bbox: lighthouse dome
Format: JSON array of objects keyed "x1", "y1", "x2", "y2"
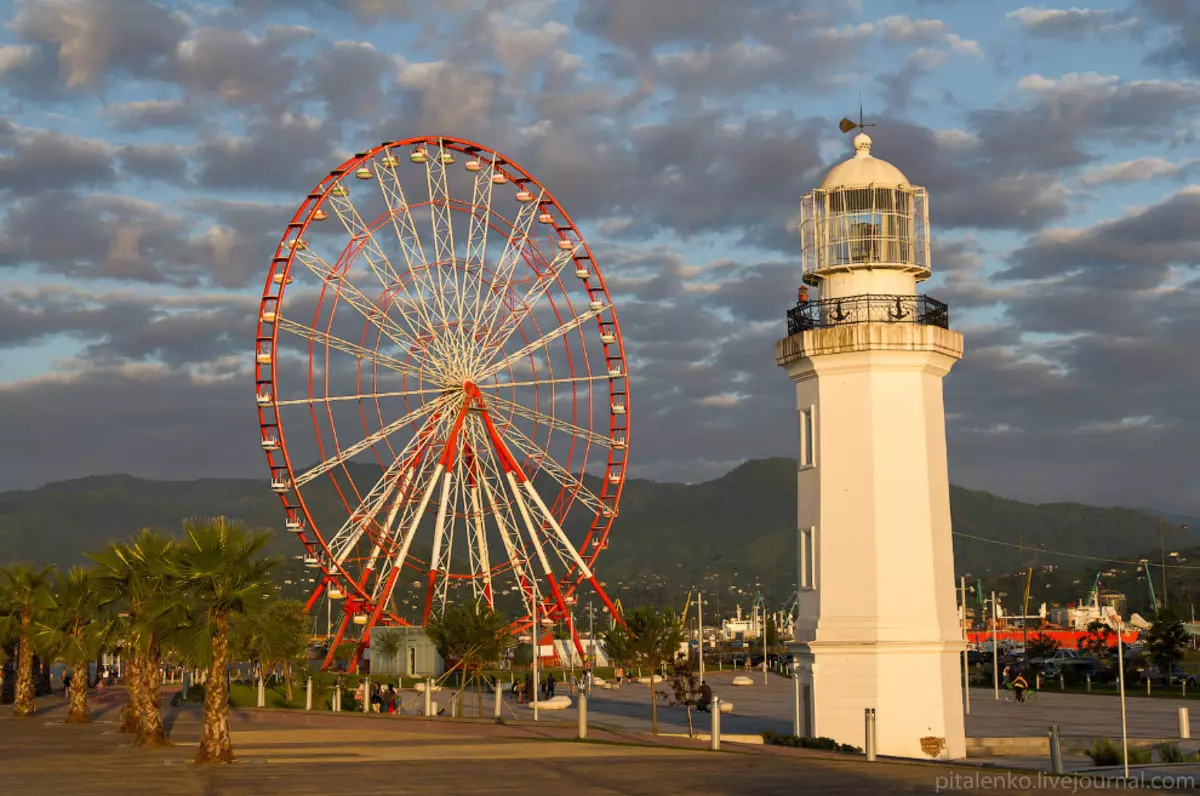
[{"x1": 818, "y1": 133, "x2": 910, "y2": 190}]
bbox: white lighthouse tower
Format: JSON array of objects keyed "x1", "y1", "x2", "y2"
[{"x1": 775, "y1": 127, "x2": 965, "y2": 759}]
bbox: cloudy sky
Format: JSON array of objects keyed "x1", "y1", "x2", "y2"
[{"x1": 0, "y1": 0, "x2": 1197, "y2": 516}]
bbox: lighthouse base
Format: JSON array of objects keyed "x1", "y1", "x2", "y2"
[{"x1": 795, "y1": 638, "x2": 966, "y2": 760}]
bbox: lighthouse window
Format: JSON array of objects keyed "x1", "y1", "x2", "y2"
[
  {"x1": 799, "y1": 406, "x2": 815, "y2": 468},
  {"x1": 800, "y1": 526, "x2": 816, "y2": 590}
]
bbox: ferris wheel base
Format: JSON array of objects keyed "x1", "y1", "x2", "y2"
[{"x1": 313, "y1": 577, "x2": 624, "y2": 674}]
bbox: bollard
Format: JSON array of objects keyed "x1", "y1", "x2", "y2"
[
  {"x1": 1060, "y1": 674, "x2": 1065, "y2": 691},
  {"x1": 1049, "y1": 725, "x2": 1064, "y2": 774},
  {"x1": 1180, "y1": 707, "x2": 1191, "y2": 740},
  {"x1": 578, "y1": 692, "x2": 588, "y2": 740},
  {"x1": 362, "y1": 677, "x2": 371, "y2": 713},
  {"x1": 424, "y1": 678, "x2": 433, "y2": 718},
  {"x1": 1147, "y1": 678, "x2": 1152, "y2": 696},
  {"x1": 257, "y1": 676, "x2": 265, "y2": 708},
  {"x1": 865, "y1": 708, "x2": 877, "y2": 762},
  {"x1": 1086, "y1": 673, "x2": 1091, "y2": 692},
  {"x1": 494, "y1": 679, "x2": 503, "y2": 719},
  {"x1": 334, "y1": 685, "x2": 341, "y2": 712},
  {"x1": 1036, "y1": 673, "x2": 1043, "y2": 691},
  {"x1": 182, "y1": 670, "x2": 190, "y2": 701},
  {"x1": 710, "y1": 697, "x2": 721, "y2": 751},
  {"x1": 1184, "y1": 680, "x2": 1188, "y2": 699},
  {"x1": 305, "y1": 677, "x2": 313, "y2": 711}
]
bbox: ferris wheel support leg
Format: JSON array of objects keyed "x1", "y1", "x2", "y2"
[
  {"x1": 505, "y1": 471, "x2": 574, "y2": 639},
  {"x1": 520, "y1": 480, "x2": 626, "y2": 628},
  {"x1": 305, "y1": 575, "x2": 329, "y2": 614},
  {"x1": 421, "y1": 468, "x2": 455, "y2": 626},
  {"x1": 322, "y1": 609, "x2": 354, "y2": 672}
]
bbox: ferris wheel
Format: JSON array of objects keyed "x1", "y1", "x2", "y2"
[{"x1": 253, "y1": 136, "x2": 628, "y2": 669}]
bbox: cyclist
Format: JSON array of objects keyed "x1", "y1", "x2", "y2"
[{"x1": 1011, "y1": 672, "x2": 1030, "y2": 703}]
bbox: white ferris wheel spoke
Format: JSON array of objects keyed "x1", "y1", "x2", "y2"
[
  {"x1": 327, "y1": 408, "x2": 455, "y2": 569},
  {"x1": 274, "y1": 386, "x2": 447, "y2": 407},
  {"x1": 470, "y1": 243, "x2": 582, "y2": 371},
  {"x1": 424, "y1": 141, "x2": 462, "y2": 362},
  {"x1": 467, "y1": 467, "x2": 493, "y2": 607},
  {"x1": 472, "y1": 424, "x2": 538, "y2": 605},
  {"x1": 478, "y1": 373, "x2": 619, "y2": 391},
  {"x1": 484, "y1": 392, "x2": 614, "y2": 450},
  {"x1": 474, "y1": 304, "x2": 609, "y2": 385},
  {"x1": 372, "y1": 147, "x2": 459, "y2": 361},
  {"x1": 495, "y1": 418, "x2": 607, "y2": 516},
  {"x1": 473, "y1": 189, "x2": 543, "y2": 350},
  {"x1": 291, "y1": 248, "x2": 423, "y2": 356},
  {"x1": 293, "y1": 393, "x2": 453, "y2": 488},
  {"x1": 277, "y1": 317, "x2": 440, "y2": 386},
  {"x1": 521, "y1": 479, "x2": 595, "y2": 579},
  {"x1": 320, "y1": 182, "x2": 436, "y2": 348},
  {"x1": 463, "y1": 155, "x2": 499, "y2": 340}
]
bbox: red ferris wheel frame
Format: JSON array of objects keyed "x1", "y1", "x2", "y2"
[{"x1": 253, "y1": 136, "x2": 629, "y2": 670}]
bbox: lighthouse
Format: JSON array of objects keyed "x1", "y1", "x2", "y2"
[{"x1": 775, "y1": 127, "x2": 965, "y2": 759}]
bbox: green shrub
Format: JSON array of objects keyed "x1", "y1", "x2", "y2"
[
  {"x1": 1127, "y1": 746, "x2": 1152, "y2": 764},
  {"x1": 1086, "y1": 739, "x2": 1120, "y2": 765},
  {"x1": 761, "y1": 731, "x2": 862, "y2": 754},
  {"x1": 1157, "y1": 742, "x2": 1186, "y2": 764}
]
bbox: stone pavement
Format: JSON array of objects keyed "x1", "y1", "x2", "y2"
[{"x1": 0, "y1": 692, "x2": 1166, "y2": 795}]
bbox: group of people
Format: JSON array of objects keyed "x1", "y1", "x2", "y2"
[{"x1": 354, "y1": 679, "x2": 403, "y2": 713}]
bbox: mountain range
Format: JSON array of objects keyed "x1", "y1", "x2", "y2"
[{"x1": 0, "y1": 458, "x2": 1193, "y2": 608}]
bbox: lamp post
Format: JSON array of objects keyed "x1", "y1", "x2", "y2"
[{"x1": 1160, "y1": 520, "x2": 1189, "y2": 610}]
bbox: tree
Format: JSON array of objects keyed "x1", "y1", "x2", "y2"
[
  {"x1": 1026, "y1": 632, "x2": 1060, "y2": 660},
  {"x1": 1077, "y1": 620, "x2": 1113, "y2": 658},
  {"x1": 766, "y1": 615, "x2": 778, "y2": 647},
  {"x1": 0, "y1": 563, "x2": 57, "y2": 717},
  {"x1": 232, "y1": 599, "x2": 309, "y2": 702},
  {"x1": 609, "y1": 607, "x2": 685, "y2": 735},
  {"x1": 424, "y1": 602, "x2": 509, "y2": 669},
  {"x1": 373, "y1": 629, "x2": 405, "y2": 676},
  {"x1": 38, "y1": 567, "x2": 106, "y2": 724},
  {"x1": 660, "y1": 661, "x2": 703, "y2": 737},
  {"x1": 89, "y1": 529, "x2": 180, "y2": 745},
  {"x1": 1145, "y1": 607, "x2": 1189, "y2": 673},
  {"x1": 176, "y1": 517, "x2": 276, "y2": 763}
]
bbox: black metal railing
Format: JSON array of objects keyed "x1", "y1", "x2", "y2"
[{"x1": 786, "y1": 293, "x2": 949, "y2": 336}]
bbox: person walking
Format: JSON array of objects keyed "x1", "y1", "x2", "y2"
[{"x1": 546, "y1": 672, "x2": 557, "y2": 699}]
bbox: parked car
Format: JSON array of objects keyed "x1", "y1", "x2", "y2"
[{"x1": 1140, "y1": 665, "x2": 1198, "y2": 686}]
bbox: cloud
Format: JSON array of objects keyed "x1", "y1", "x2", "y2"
[
  {"x1": 0, "y1": 125, "x2": 116, "y2": 192},
  {"x1": 1007, "y1": 7, "x2": 1143, "y2": 40},
  {"x1": 1005, "y1": 187, "x2": 1200, "y2": 283},
  {"x1": 8, "y1": 0, "x2": 187, "y2": 90},
  {"x1": 1079, "y1": 156, "x2": 1198, "y2": 186}
]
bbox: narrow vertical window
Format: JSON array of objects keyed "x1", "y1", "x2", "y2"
[
  {"x1": 799, "y1": 406, "x2": 815, "y2": 467},
  {"x1": 800, "y1": 526, "x2": 816, "y2": 590}
]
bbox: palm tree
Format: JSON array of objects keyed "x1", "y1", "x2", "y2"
[
  {"x1": 39, "y1": 567, "x2": 107, "y2": 724},
  {"x1": 176, "y1": 516, "x2": 276, "y2": 763},
  {"x1": 0, "y1": 563, "x2": 58, "y2": 718},
  {"x1": 89, "y1": 529, "x2": 179, "y2": 745}
]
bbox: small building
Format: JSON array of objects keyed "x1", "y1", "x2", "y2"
[{"x1": 368, "y1": 627, "x2": 443, "y2": 677}]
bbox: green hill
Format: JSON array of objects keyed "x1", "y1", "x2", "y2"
[{"x1": 0, "y1": 458, "x2": 1192, "y2": 608}]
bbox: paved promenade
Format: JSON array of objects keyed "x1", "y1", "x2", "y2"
[{"x1": 0, "y1": 691, "x2": 1162, "y2": 795}]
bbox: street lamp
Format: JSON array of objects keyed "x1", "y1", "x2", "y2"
[{"x1": 1160, "y1": 519, "x2": 1189, "y2": 609}]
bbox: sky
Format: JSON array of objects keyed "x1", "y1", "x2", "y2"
[{"x1": 0, "y1": 0, "x2": 1198, "y2": 516}]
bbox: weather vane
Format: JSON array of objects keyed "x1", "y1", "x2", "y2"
[{"x1": 838, "y1": 96, "x2": 876, "y2": 134}]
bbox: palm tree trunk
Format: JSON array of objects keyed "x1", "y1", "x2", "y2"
[
  {"x1": 136, "y1": 648, "x2": 167, "y2": 746},
  {"x1": 120, "y1": 652, "x2": 142, "y2": 734},
  {"x1": 12, "y1": 612, "x2": 35, "y2": 717},
  {"x1": 66, "y1": 661, "x2": 91, "y2": 724},
  {"x1": 284, "y1": 661, "x2": 293, "y2": 703},
  {"x1": 197, "y1": 612, "x2": 234, "y2": 763}
]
